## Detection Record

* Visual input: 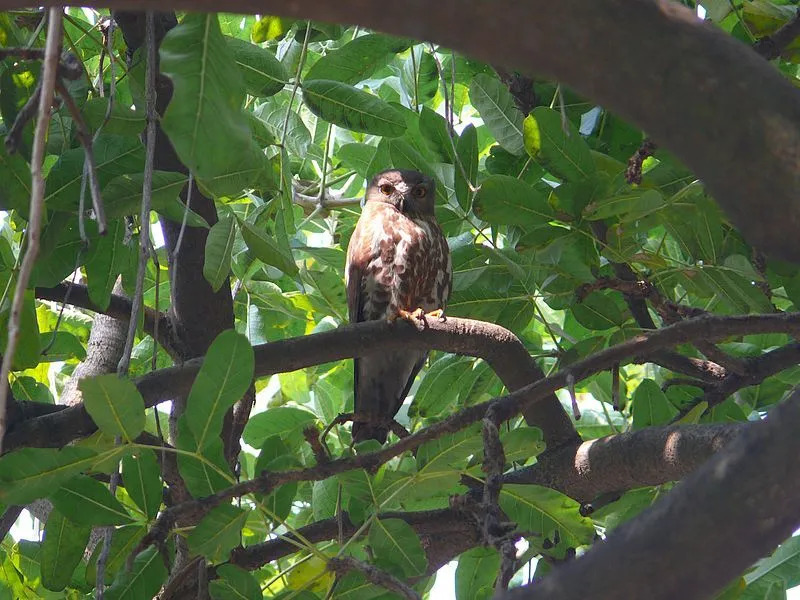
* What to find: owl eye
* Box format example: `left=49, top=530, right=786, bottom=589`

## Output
left=379, top=184, right=394, bottom=195
left=412, top=187, right=426, bottom=198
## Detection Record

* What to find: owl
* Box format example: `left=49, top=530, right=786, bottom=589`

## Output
left=345, top=169, right=452, bottom=443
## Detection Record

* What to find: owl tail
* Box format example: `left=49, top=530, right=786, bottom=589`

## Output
left=352, top=421, right=389, bottom=444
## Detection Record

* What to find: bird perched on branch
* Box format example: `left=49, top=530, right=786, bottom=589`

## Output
left=345, top=169, right=452, bottom=443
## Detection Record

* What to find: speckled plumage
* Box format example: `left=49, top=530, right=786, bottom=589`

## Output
left=345, top=169, right=452, bottom=443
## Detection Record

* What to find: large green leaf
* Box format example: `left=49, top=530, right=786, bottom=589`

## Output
left=631, top=379, right=678, bottom=428
left=302, top=79, right=406, bottom=137
left=104, top=547, right=168, bottom=600
left=176, top=425, right=234, bottom=497
left=183, top=329, right=254, bottom=451
left=454, top=123, right=478, bottom=211
left=226, top=35, right=288, bottom=97
left=472, top=175, right=553, bottom=227
left=306, top=33, right=411, bottom=84
left=499, top=484, right=596, bottom=545
left=524, top=107, right=596, bottom=182
left=121, top=449, right=162, bottom=520
left=41, top=509, right=91, bottom=592
left=102, top=172, right=207, bottom=228
left=0, top=447, right=98, bottom=505
left=368, top=518, right=427, bottom=577
left=0, top=142, right=32, bottom=213
left=188, top=504, right=248, bottom=562
left=50, top=475, right=134, bottom=526
left=243, top=406, right=317, bottom=448
left=45, top=134, right=144, bottom=209
left=78, top=374, right=146, bottom=443
left=239, top=218, right=299, bottom=275
left=210, top=565, right=262, bottom=600
left=84, top=219, right=132, bottom=311
left=253, top=101, right=311, bottom=156
left=82, top=98, right=145, bottom=136
left=469, top=73, right=524, bottom=155
left=204, top=214, right=236, bottom=292
left=455, top=547, right=500, bottom=600
left=160, top=14, right=265, bottom=196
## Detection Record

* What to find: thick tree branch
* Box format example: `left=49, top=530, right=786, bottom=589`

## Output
left=7, top=312, right=800, bottom=454
left=9, top=0, right=799, bottom=260
left=505, top=423, right=744, bottom=503
left=504, top=388, right=800, bottom=600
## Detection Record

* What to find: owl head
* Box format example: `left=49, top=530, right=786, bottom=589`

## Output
left=365, top=169, right=435, bottom=216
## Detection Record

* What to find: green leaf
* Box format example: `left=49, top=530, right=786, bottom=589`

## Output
left=420, top=106, right=455, bottom=163
left=160, top=14, right=265, bottom=196
left=499, top=484, right=595, bottom=545
left=469, top=73, right=524, bottom=155
left=338, top=143, right=377, bottom=179
left=584, top=188, right=664, bottom=222
left=243, top=406, right=317, bottom=448
left=183, top=329, right=254, bottom=451
left=85, top=526, right=146, bottom=585
left=82, top=98, right=145, bottom=136
left=416, top=425, right=483, bottom=473
left=501, top=427, right=545, bottom=464
left=176, top=427, right=234, bottom=497
left=45, top=134, right=144, bottom=209
left=210, top=564, right=262, bottom=600
left=103, top=172, right=208, bottom=227
left=456, top=547, right=500, bottom=600
left=78, top=374, right=146, bottom=442
left=2, top=290, right=41, bottom=370
left=121, top=449, right=162, bottom=520
left=226, top=36, right=288, bottom=97
left=302, top=79, right=406, bottom=137
left=239, top=218, right=298, bottom=275
left=204, top=214, right=236, bottom=292
left=0, top=447, right=97, bottom=505
left=572, top=291, right=627, bottom=331
left=631, top=379, right=678, bottom=428
left=41, top=508, right=91, bottom=592
left=312, top=477, right=339, bottom=521
left=84, top=219, right=131, bottom=311
left=368, top=518, right=427, bottom=577
left=745, top=536, right=800, bottom=592
left=11, top=376, right=54, bottom=404
left=306, top=33, right=411, bottom=84
left=50, top=475, right=134, bottom=526
left=410, top=355, right=473, bottom=418
left=0, top=142, right=32, bottom=214
left=472, top=175, right=553, bottom=226
left=105, top=547, right=168, bottom=600
left=253, top=101, right=311, bottom=156
left=188, top=504, right=248, bottom=562
left=525, top=107, right=596, bottom=181
left=454, top=124, right=478, bottom=211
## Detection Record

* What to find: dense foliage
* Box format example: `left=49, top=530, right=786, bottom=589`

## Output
left=1, top=3, right=800, bottom=598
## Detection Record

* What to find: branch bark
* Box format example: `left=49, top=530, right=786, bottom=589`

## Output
left=503, top=389, right=800, bottom=600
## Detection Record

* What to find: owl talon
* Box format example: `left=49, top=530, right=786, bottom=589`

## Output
left=426, top=309, right=446, bottom=322
left=394, top=308, right=426, bottom=330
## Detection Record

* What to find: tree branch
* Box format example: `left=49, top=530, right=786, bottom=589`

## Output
left=503, top=388, right=800, bottom=600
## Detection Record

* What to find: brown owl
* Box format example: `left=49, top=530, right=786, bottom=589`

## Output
left=345, top=169, right=452, bottom=443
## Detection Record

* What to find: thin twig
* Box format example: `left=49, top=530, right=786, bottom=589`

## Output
left=118, top=12, right=156, bottom=376
left=0, top=7, right=62, bottom=454
left=55, top=79, right=107, bottom=234
left=171, top=172, right=193, bottom=261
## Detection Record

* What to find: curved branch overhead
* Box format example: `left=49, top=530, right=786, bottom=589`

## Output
left=12, top=0, right=800, bottom=260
